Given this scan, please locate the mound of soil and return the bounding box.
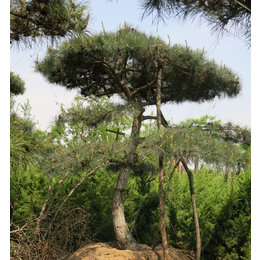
[65,242,193,260]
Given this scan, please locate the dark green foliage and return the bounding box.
[141,0,251,46]
[10,168,94,259]
[10,166,49,228]
[65,168,118,242]
[167,169,251,259]
[10,0,90,47]
[10,96,250,259]
[205,172,251,259]
[11,145,251,259]
[168,168,224,249]
[10,72,26,95]
[36,25,241,107]
[127,180,161,245]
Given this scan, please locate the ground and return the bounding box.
[65,242,194,260]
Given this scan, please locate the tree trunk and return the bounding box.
[158,155,169,259]
[194,157,199,175]
[181,158,201,260]
[227,166,232,179]
[156,66,169,260]
[179,161,182,179]
[112,110,144,251]
[236,163,241,176]
[112,164,140,250]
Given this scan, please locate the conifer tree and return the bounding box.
[10,72,26,96]
[141,0,251,46]
[10,98,47,173]
[36,24,242,251]
[10,0,90,48]
[144,122,250,259]
[179,115,251,175]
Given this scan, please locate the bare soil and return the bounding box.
[65,242,194,260]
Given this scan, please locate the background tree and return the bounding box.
[141,0,251,46]
[166,167,250,259]
[10,72,26,95]
[36,24,242,251]
[142,118,250,259]
[10,98,47,173]
[10,0,90,48]
[180,115,250,177]
[179,115,222,174]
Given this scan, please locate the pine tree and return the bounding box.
[36,24,243,252]
[179,115,251,175]
[10,72,26,95]
[141,0,251,46]
[10,0,90,47]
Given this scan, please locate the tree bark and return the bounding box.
[156,66,169,260]
[194,157,199,175]
[112,164,140,250]
[181,158,201,260]
[152,160,180,251]
[179,161,182,179]
[236,163,241,176]
[112,109,144,251]
[227,166,232,180]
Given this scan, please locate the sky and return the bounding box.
[10,0,251,131]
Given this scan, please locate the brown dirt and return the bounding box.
[65,242,193,260]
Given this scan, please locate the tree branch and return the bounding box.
[180,158,201,260]
[142,111,169,128]
[142,115,157,121]
[235,1,251,13]
[164,159,180,203]
[35,174,53,234]
[161,111,170,128]
[109,158,125,165]
[129,79,157,98]
[45,171,70,215]
[115,54,129,74]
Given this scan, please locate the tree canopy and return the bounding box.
[36,24,241,107]
[10,0,90,47]
[140,0,251,46]
[10,72,26,95]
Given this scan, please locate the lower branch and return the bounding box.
[164,159,180,203]
[35,173,53,235]
[142,110,170,128]
[45,171,69,215]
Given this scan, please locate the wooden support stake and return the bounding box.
[106,128,125,142]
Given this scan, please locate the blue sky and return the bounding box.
[10,0,251,131]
